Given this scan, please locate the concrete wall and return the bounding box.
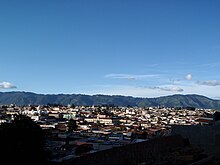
[59,135,184,165]
[172,123,220,157]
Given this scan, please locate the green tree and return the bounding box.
[0,115,48,165]
[67,119,78,132]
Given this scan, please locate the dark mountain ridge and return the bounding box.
[0,91,220,109]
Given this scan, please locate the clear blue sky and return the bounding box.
[1,0,220,98]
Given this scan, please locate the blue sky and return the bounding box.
[1,0,220,99]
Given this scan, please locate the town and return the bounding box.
[0,104,217,164]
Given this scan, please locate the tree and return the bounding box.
[67,119,78,132]
[69,103,75,108]
[0,115,48,165]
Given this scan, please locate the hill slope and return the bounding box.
[0,92,220,109]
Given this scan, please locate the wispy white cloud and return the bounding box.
[86,83,220,99]
[170,78,181,85]
[197,80,220,86]
[105,74,160,80]
[87,85,175,98]
[0,82,17,89]
[149,86,184,92]
[185,74,192,80]
[101,71,220,98]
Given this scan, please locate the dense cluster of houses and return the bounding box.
[0,104,217,163]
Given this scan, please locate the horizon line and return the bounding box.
[0,90,216,100]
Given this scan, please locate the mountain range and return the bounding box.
[0,91,220,109]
